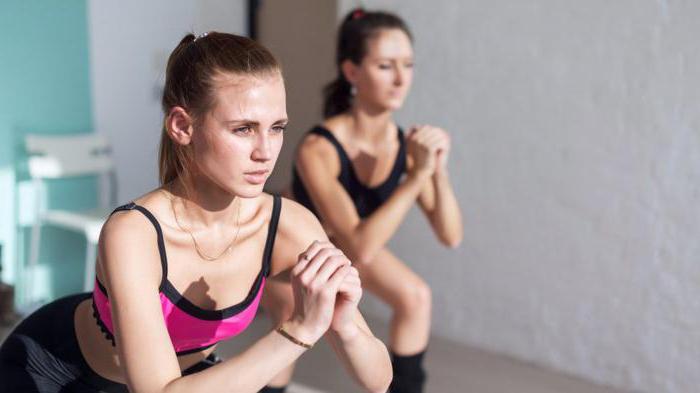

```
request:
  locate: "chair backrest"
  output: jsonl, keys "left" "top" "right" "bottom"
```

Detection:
{"left": 26, "top": 133, "right": 114, "bottom": 179}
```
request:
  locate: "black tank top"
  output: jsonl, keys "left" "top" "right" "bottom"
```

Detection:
{"left": 292, "top": 125, "right": 406, "bottom": 219}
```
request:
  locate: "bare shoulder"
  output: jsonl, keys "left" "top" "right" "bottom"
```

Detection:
{"left": 100, "top": 205, "right": 158, "bottom": 249}
{"left": 277, "top": 197, "right": 326, "bottom": 242}
{"left": 98, "top": 199, "right": 163, "bottom": 290}
{"left": 101, "top": 188, "right": 168, "bottom": 246}
{"left": 295, "top": 133, "right": 341, "bottom": 185}
{"left": 270, "top": 197, "right": 328, "bottom": 276}
{"left": 297, "top": 131, "right": 337, "bottom": 164}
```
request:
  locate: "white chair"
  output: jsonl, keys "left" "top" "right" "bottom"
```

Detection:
{"left": 25, "top": 133, "right": 116, "bottom": 297}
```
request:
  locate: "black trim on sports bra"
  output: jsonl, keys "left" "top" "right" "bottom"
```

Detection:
{"left": 94, "top": 195, "right": 282, "bottom": 321}
{"left": 91, "top": 295, "right": 116, "bottom": 347}
{"left": 292, "top": 125, "right": 407, "bottom": 219}
{"left": 110, "top": 201, "right": 169, "bottom": 289}
{"left": 263, "top": 194, "right": 282, "bottom": 277}
{"left": 310, "top": 125, "right": 406, "bottom": 192}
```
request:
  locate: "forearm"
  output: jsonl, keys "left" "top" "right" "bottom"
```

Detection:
{"left": 163, "top": 325, "right": 308, "bottom": 393}
{"left": 326, "top": 325, "right": 393, "bottom": 393}
{"left": 428, "top": 171, "right": 463, "bottom": 247}
{"left": 341, "top": 171, "right": 429, "bottom": 264}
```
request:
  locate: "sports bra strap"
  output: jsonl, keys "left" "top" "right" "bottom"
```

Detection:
{"left": 110, "top": 202, "right": 169, "bottom": 288}
{"left": 309, "top": 126, "right": 352, "bottom": 166}
{"left": 110, "top": 195, "right": 281, "bottom": 282}
{"left": 262, "top": 195, "right": 282, "bottom": 277}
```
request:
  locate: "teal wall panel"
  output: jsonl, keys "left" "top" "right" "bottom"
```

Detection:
{"left": 0, "top": 0, "right": 96, "bottom": 304}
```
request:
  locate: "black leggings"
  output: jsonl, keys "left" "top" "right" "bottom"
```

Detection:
{"left": 0, "top": 293, "right": 220, "bottom": 392}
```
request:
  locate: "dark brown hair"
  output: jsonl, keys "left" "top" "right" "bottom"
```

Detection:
{"left": 159, "top": 32, "right": 280, "bottom": 186}
{"left": 323, "top": 9, "right": 412, "bottom": 118}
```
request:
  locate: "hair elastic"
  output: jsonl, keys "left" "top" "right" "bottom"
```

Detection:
{"left": 193, "top": 32, "right": 209, "bottom": 42}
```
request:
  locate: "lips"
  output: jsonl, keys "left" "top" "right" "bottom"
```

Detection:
{"left": 243, "top": 169, "right": 269, "bottom": 184}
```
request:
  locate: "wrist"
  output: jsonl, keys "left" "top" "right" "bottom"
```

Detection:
{"left": 282, "top": 317, "right": 323, "bottom": 346}
{"left": 432, "top": 167, "right": 449, "bottom": 181}
{"left": 408, "top": 167, "right": 432, "bottom": 182}
{"left": 330, "top": 320, "right": 362, "bottom": 343}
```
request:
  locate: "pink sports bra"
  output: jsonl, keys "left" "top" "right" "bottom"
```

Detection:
{"left": 92, "top": 195, "right": 281, "bottom": 356}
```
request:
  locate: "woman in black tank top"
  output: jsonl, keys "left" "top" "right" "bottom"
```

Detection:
{"left": 265, "top": 9, "right": 463, "bottom": 393}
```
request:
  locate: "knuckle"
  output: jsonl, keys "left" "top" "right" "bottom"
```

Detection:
{"left": 329, "top": 255, "right": 344, "bottom": 263}
{"left": 318, "top": 289, "right": 331, "bottom": 300}
{"left": 315, "top": 249, "right": 329, "bottom": 261}
{"left": 309, "top": 281, "right": 322, "bottom": 292}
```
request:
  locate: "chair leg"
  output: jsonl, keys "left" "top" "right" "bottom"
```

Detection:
{"left": 27, "top": 221, "right": 42, "bottom": 303}
{"left": 84, "top": 241, "right": 97, "bottom": 292}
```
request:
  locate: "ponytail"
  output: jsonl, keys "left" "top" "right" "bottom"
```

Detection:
{"left": 322, "top": 76, "right": 353, "bottom": 118}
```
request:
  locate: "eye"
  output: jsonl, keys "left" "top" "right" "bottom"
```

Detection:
{"left": 271, "top": 125, "right": 287, "bottom": 134}
{"left": 378, "top": 63, "right": 392, "bottom": 70}
{"left": 404, "top": 62, "right": 414, "bottom": 69}
{"left": 233, "top": 126, "right": 253, "bottom": 134}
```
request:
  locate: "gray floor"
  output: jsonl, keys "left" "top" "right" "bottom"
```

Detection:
{"left": 0, "top": 311, "right": 630, "bottom": 393}
{"left": 217, "top": 312, "right": 630, "bottom": 393}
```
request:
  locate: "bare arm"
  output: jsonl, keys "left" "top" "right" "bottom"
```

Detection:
{"left": 415, "top": 142, "right": 463, "bottom": 248}
{"left": 324, "top": 310, "right": 391, "bottom": 393}
{"left": 295, "top": 132, "right": 434, "bottom": 265}
{"left": 270, "top": 199, "right": 392, "bottom": 392}
{"left": 99, "top": 209, "right": 335, "bottom": 393}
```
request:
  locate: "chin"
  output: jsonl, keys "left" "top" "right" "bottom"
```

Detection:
{"left": 377, "top": 102, "right": 402, "bottom": 113}
{"left": 233, "top": 183, "right": 267, "bottom": 199}
{"left": 382, "top": 97, "right": 405, "bottom": 111}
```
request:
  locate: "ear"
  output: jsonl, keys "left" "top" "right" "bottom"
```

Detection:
{"left": 341, "top": 59, "right": 359, "bottom": 86}
{"left": 166, "top": 106, "right": 194, "bottom": 146}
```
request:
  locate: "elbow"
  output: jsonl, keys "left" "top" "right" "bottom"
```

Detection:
{"left": 360, "top": 364, "right": 392, "bottom": 393}
{"left": 377, "top": 372, "right": 393, "bottom": 393}
{"left": 369, "top": 382, "right": 392, "bottom": 393}
{"left": 368, "top": 359, "right": 393, "bottom": 393}
{"left": 436, "top": 229, "right": 462, "bottom": 249}
{"left": 430, "top": 217, "right": 463, "bottom": 249}
{"left": 367, "top": 339, "right": 393, "bottom": 393}
{"left": 443, "top": 234, "right": 462, "bottom": 249}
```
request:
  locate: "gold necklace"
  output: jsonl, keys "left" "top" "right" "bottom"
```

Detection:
{"left": 167, "top": 191, "right": 241, "bottom": 261}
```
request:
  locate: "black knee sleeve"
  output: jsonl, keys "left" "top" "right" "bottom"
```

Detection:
{"left": 389, "top": 350, "right": 427, "bottom": 393}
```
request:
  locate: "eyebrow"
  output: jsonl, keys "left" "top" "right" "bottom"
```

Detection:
{"left": 373, "top": 57, "right": 414, "bottom": 62}
{"left": 224, "top": 118, "right": 289, "bottom": 126}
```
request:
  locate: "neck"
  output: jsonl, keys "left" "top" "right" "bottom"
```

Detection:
{"left": 348, "top": 103, "right": 394, "bottom": 143}
{"left": 167, "top": 176, "right": 240, "bottom": 229}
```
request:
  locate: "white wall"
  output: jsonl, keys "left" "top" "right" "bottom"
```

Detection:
{"left": 342, "top": 1, "right": 700, "bottom": 392}
{"left": 256, "top": 0, "right": 337, "bottom": 193}
{"left": 88, "top": 0, "right": 246, "bottom": 202}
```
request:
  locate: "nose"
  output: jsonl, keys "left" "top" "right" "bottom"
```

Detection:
{"left": 393, "top": 64, "right": 405, "bottom": 87}
{"left": 251, "top": 131, "right": 272, "bottom": 162}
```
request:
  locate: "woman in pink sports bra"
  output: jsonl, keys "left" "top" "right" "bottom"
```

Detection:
{"left": 0, "top": 32, "right": 392, "bottom": 393}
